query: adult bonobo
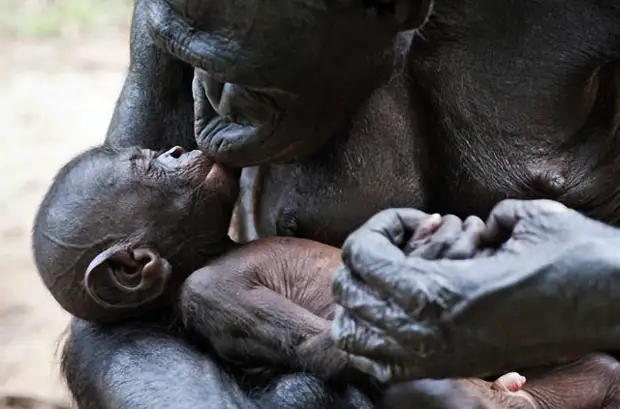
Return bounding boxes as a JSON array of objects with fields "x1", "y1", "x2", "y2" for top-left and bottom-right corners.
[
  {"x1": 57, "y1": 0, "x2": 620, "y2": 408},
  {"x1": 60, "y1": 0, "x2": 430, "y2": 408}
]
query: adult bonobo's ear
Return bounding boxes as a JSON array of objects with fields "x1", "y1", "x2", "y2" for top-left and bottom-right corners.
[
  {"x1": 361, "y1": 0, "x2": 432, "y2": 32},
  {"x1": 84, "y1": 245, "x2": 172, "y2": 309}
]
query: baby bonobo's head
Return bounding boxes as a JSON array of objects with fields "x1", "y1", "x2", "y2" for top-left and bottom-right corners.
[{"x1": 32, "y1": 145, "x2": 239, "y2": 323}]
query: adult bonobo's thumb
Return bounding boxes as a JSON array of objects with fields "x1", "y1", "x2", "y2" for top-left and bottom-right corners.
[
  {"x1": 342, "y1": 208, "x2": 433, "y2": 270},
  {"x1": 482, "y1": 199, "x2": 569, "y2": 247}
]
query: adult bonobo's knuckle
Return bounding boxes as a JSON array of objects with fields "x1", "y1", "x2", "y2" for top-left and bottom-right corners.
[
  {"x1": 341, "y1": 229, "x2": 369, "y2": 269},
  {"x1": 530, "y1": 199, "x2": 569, "y2": 215}
]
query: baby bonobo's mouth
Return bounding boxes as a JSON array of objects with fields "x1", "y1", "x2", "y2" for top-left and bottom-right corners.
[{"x1": 186, "y1": 149, "x2": 240, "y2": 185}]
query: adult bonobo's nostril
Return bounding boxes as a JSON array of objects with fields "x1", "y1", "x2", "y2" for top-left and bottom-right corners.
[{"x1": 166, "y1": 146, "x2": 185, "y2": 159}]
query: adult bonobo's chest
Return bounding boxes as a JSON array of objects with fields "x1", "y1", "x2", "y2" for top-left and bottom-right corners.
[
  {"x1": 234, "y1": 0, "x2": 620, "y2": 245},
  {"x1": 235, "y1": 76, "x2": 430, "y2": 247}
]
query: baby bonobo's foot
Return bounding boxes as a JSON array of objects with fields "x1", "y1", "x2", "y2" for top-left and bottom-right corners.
[
  {"x1": 404, "y1": 214, "x2": 487, "y2": 260},
  {"x1": 492, "y1": 372, "x2": 527, "y2": 392}
]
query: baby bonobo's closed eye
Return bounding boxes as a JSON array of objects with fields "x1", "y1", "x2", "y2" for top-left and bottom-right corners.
[{"x1": 84, "y1": 245, "x2": 172, "y2": 309}]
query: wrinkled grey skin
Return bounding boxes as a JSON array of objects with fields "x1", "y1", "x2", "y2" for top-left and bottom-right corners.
[
  {"x1": 333, "y1": 200, "x2": 620, "y2": 381},
  {"x1": 59, "y1": 0, "x2": 620, "y2": 408}
]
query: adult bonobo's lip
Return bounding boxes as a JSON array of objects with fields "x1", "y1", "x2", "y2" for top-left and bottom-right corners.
[{"x1": 193, "y1": 71, "x2": 308, "y2": 167}]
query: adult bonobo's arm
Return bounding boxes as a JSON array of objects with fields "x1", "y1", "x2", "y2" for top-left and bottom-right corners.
[
  {"x1": 61, "y1": 319, "x2": 259, "y2": 409},
  {"x1": 104, "y1": 0, "x2": 196, "y2": 149},
  {"x1": 331, "y1": 200, "x2": 620, "y2": 383}
]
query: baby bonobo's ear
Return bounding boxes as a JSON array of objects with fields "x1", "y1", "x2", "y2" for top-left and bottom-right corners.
[{"x1": 84, "y1": 245, "x2": 173, "y2": 310}]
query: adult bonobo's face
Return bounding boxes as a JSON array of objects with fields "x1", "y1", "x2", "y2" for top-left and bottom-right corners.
[{"x1": 146, "y1": 0, "x2": 432, "y2": 165}]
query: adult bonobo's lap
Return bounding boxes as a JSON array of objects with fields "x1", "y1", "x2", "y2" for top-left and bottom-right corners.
[{"x1": 147, "y1": 0, "x2": 432, "y2": 166}]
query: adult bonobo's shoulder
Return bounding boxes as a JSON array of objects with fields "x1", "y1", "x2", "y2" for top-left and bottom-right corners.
[{"x1": 32, "y1": 145, "x2": 239, "y2": 323}]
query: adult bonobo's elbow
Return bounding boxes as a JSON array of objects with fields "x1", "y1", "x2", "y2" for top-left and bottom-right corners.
[{"x1": 148, "y1": 0, "x2": 433, "y2": 166}]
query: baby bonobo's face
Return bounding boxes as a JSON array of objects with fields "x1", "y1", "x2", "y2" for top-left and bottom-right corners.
[
  {"x1": 118, "y1": 145, "x2": 239, "y2": 256},
  {"x1": 33, "y1": 145, "x2": 240, "y2": 323}
]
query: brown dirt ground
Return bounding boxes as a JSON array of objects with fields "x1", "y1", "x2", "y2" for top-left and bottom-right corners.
[{"x1": 0, "y1": 34, "x2": 129, "y2": 409}]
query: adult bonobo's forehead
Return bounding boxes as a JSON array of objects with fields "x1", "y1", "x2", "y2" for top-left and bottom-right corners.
[{"x1": 148, "y1": 0, "x2": 432, "y2": 89}]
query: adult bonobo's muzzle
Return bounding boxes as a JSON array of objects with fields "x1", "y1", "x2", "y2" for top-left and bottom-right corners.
[{"x1": 148, "y1": 0, "x2": 433, "y2": 166}]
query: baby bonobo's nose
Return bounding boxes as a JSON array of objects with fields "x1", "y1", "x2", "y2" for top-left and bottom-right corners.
[{"x1": 165, "y1": 146, "x2": 185, "y2": 159}]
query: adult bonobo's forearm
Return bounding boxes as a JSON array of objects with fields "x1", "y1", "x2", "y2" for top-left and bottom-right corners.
[
  {"x1": 331, "y1": 201, "x2": 620, "y2": 383},
  {"x1": 62, "y1": 318, "x2": 258, "y2": 409},
  {"x1": 104, "y1": 0, "x2": 195, "y2": 149}
]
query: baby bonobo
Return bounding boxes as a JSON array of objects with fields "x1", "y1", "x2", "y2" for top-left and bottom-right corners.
[{"x1": 32, "y1": 145, "x2": 348, "y2": 379}]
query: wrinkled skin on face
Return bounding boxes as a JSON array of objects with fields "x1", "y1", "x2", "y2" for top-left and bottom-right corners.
[{"x1": 147, "y1": 0, "x2": 432, "y2": 165}]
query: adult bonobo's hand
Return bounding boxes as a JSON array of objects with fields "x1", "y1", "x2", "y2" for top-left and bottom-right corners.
[{"x1": 332, "y1": 199, "x2": 620, "y2": 383}]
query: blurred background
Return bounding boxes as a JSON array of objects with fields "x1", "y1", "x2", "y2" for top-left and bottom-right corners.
[{"x1": 0, "y1": 1, "x2": 133, "y2": 408}]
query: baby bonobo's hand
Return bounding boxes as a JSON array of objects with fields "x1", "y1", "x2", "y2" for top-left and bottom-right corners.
[
  {"x1": 403, "y1": 213, "x2": 487, "y2": 260},
  {"x1": 180, "y1": 237, "x2": 347, "y2": 379}
]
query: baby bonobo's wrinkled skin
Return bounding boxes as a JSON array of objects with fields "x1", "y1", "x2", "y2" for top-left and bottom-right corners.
[
  {"x1": 56, "y1": 0, "x2": 620, "y2": 407},
  {"x1": 180, "y1": 237, "x2": 347, "y2": 379}
]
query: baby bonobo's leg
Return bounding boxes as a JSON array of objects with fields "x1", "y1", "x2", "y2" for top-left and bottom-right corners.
[
  {"x1": 180, "y1": 237, "x2": 347, "y2": 378},
  {"x1": 460, "y1": 353, "x2": 620, "y2": 409},
  {"x1": 383, "y1": 355, "x2": 620, "y2": 409}
]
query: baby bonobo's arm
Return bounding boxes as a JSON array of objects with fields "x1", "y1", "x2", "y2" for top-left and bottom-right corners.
[{"x1": 179, "y1": 236, "x2": 346, "y2": 378}]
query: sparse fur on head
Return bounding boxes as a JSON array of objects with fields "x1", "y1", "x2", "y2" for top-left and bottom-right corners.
[{"x1": 32, "y1": 145, "x2": 239, "y2": 323}]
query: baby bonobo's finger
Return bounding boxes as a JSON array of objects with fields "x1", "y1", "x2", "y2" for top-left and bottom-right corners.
[
  {"x1": 443, "y1": 216, "x2": 486, "y2": 260},
  {"x1": 296, "y1": 329, "x2": 350, "y2": 379},
  {"x1": 491, "y1": 372, "x2": 527, "y2": 392},
  {"x1": 411, "y1": 215, "x2": 463, "y2": 259},
  {"x1": 403, "y1": 214, "x2": 442, "y2": 254}
]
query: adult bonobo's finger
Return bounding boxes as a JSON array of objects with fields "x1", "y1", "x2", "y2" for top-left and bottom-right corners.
[
  {"x1": 483, "y1": 199, "x2": 569, "y2": 246},
  {"x1": 412, "y1": 215, "x2": 463, "y2": 259},
  {"x1": 342, "y1": 208, "x2": 431, "y2": 287},
  {"x1": 192, "y1": 72, "x2": 220, "y2": 147},
  {"x1": 443, "y1": 216, "x2": 486, "y2": 260},
  {"x1": 331, "y1": 306, "x2": 410, "y2": 363},
  {"x1": 332, "y1": 265, "x2": 390, "y2": 312}
]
